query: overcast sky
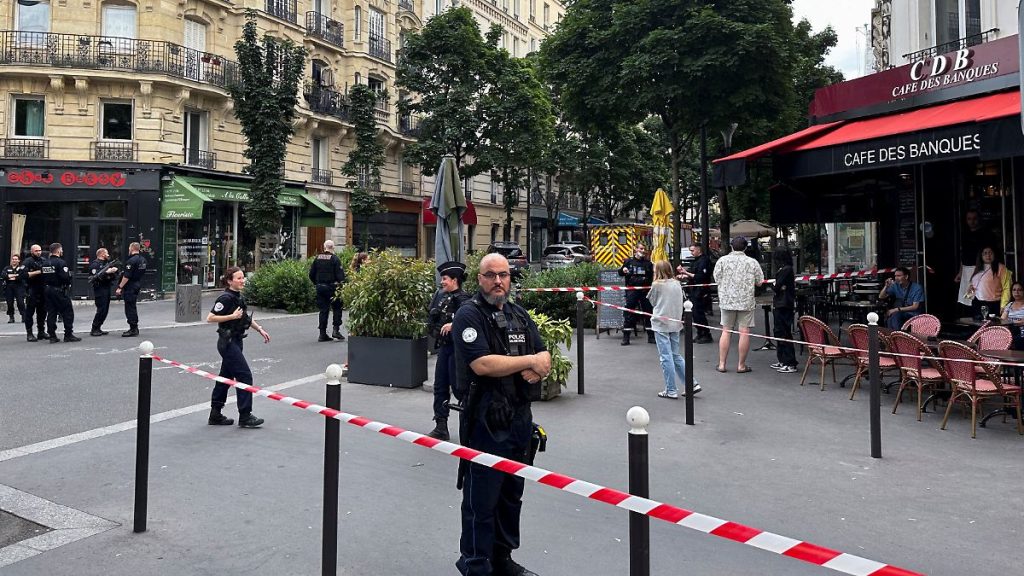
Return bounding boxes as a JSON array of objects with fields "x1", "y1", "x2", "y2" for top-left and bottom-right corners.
[{"x1": 791, "y1": 0, "x2": 876, "y2": 80}]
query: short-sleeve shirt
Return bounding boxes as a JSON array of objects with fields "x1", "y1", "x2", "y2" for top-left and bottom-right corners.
[
  {"x1": 713, "y1": 251, "x2": 764, "y2": 311},
  {"x1": 124, "y1": 254, "x2": 147, "y2": 283},
  {"x1": 885, "y1": 281, "x2": 925, "y2": 309},
  {"x1": 453, "y1": 297, "x2": 546, "y2": 369},
  {"x1": 210, "y1": 289, "x2": 244, "y2": 325}
]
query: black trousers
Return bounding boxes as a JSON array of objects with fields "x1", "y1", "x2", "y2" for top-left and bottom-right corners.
[
  {"x1": 623, "y1": 289, "x2": 652, "y2": 332},
  {"x1": 24, "y1": 288, "x2": 45, "y2": 333},
  {"x1": 4, "y1": 285, "x2": 25, "y2": 319},
  {"x1": 315, "y1": 283, "x2": 343, "y2": 332},
  {"x1": 212, "y1": 336, "x2": 254, "y2": 414},
  {"x1": 433, "y1": 343, "x2": 454, "y2": 420},
  {"x1": 773, "y1": 306, "x2": 797, "y2": 367},
  {"x1": 92, "y1": 286, "x2": 111, "y2": 330},
  {"x1": 690, "y1": 290, "x2": 712, "y2": 339},
  {"x1": 44, "y1": 286, "x2": 74, "y2": 336},
  {"x1": 123, "y1": 282, "x2": 140, "y2": 327}
]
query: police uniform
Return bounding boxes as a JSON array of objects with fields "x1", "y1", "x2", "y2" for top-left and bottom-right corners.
[
  {"x1": 21, "y1": 253, "x2": 47, "y2": 341},
  {"x1": 121, "y1": 252, "x2": 146, "y2": 336},
  {"x1": 308, "y1": 250, "x2": 346, "y2": 341},
  {"x1": 618, "y1": 254, "x2": 654, "y2": 344},
  {"x1": 89, "y1": 256, "x2": 116, "y2": 335},
  {"x1": 208, "y1": 288, "x2": 263, "y2": 428},
  {"x1": 41, "y1": 254, "x2": 78, "y2": 342},
  {"x1": 687, "y1": 252, "x2": 714, "y2": 342},
  {"x1": 3, "y1": 262, "x2": 25, "y2": 323},
  {"x1": 426, "y1": 261, "x2": 471, "y2": 440},
  {"x1": 452, "y1": 293, "x2": 546, "y2": 576}
]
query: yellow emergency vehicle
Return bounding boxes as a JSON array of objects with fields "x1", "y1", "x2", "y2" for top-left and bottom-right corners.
[{"x1": 589, "y1": 223, "x2": 694, "y2": 268}]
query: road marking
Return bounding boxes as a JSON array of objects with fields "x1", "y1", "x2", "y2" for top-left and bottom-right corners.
[{"x1": 0, "y1": 373, "x2": 325, "y2": 463}]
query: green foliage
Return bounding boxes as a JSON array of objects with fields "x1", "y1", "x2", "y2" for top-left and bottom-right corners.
[
  {"x1": 243, "y1": 258, "x2": 316, "y2": 313},
  {"x1": 528, "y1": 310, "x2": 573, "y2": 388},
  {"x1": 336, "y1": 245, "x2": 357, "y2": 271},
  {"x1": 229, "y1": 10, "x2": 308, "y2": 240},
  {"x1": 341, "y1": 249, "x2": 436, "y2": 339},
  {"x1": 515, "y1": 263, "x2": 601, "y2": 329},
  {"x1": 460, "y1": 251, "x2": 486, "y2": 295},
  {"x1": 343, "y1": 84, "x2": 388, "y2": 251}
]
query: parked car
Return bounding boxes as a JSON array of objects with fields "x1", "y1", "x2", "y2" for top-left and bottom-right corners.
[
  {"x1": 541, "y1": 243, "x2": 594, "y2": 270},
  {"x1": 486, "y1": 242, "x2": 529, "y2": 278}
]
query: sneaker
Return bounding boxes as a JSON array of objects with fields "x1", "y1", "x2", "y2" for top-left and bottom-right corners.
[
  {"x1": 331, "y1": 329, "x2": 346, "y2": 341},
  {"x1": 63, "y1": 334, "x2": 82, "y2": 343},
  {"x1": 492, "y1": 557, "x2": 538, "y2": 576},
  {"x1": 683, "y1": 384, "x2": 703, "y2": 396},
  {"x1": 658, "y1": 390, "x2": 679, "y2": 399},
  {"x1": 777, "y1": 365, "x2": 799, "y2": 373},
  {"x1": 238, "y1": 413, "x2": 264, "y2": 428},
  {"x1": 769, "y1": 362, "x2": 785, "y2": 370}
]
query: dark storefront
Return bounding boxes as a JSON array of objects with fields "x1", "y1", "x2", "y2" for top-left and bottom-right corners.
[{"x1": 0, "y1": 162, "x2": 161, "y2": 298}]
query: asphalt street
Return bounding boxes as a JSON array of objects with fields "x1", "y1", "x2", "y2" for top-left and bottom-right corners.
[{"x1": 0, "y1": 296, "x2": 1021, "y2": 575}]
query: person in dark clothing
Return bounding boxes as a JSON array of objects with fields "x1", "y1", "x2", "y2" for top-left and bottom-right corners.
[
  {"x1": 618, "y1": 244, "x2": 654, "y2": 345},
  {"x1": 3, "y1": 253, "x2": 26, "y2": 324},
  {"x1": 769, "y1": 247, "x2": 798, "y2": 373},
  {"x1": 956, "y1": 209, "x2": 1000, "y2": 282},
  {"x1": 21, "y1": 244, "x2": 47, "y2": 342},
  {"x1": 207, "y1": 266, "x2": 270, "y2": 428},
  {"x1": 676, "y1": 244, "x2": 714, "y2": 343},
  {"x1": 41, "y1": 243, "x2": 80, "y2": 343},
  {"x1": 88, "y1": 248, "x2": 119, "y2": 336},
  {"x1": 308, "y1": 239, "x2": 347, "y2": 342},
  {"x1": 426, "y1": 261, "x2": 472, "y2": 441},
  {"x1": 115, "y1": 242, "x2": 146, "y2": 337}
]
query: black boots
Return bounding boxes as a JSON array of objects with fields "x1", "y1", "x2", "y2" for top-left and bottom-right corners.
[
  {"x1": 493, "y1": 557, "x2": 538, "y2": 576},
  {"x1": 121, "y1": 326, "x2": 139, "y2": 337},
  {"x1": 318, "y1": 331, "x2": 332, "y2": 342},
  {"x1": 64, "y1": 334, "x2": 82, "y2": 343},
  {"x1": 237, "y1": 413, "x2": 264, "y2": 428},
  {"x1": 621, "y1": 330, "x2": 631, "y2": 346},
  {"x1": 331, "y1": 328, "x2": 346, "y2": 341},
  {"x1": 208, "y1": 408, "x2": 234, "y2": 426},
  {"x1": 26, "y1": 331, "x2": 37, "y2": 342},
  {"x1": 7, "y1": 316, "x2": 14, "y2": 324},
  {"x1": 48, "y1": 334, "x2": 60, "y2": 343},
  {"x1": 90, "y1": 328, "x2": 108, "y2": 336},
  {"x1": 427, "y1": 418, "x2": 449, "y2": 441}
]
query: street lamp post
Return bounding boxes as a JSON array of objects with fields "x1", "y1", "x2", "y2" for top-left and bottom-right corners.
[{"x1": 699, "y1": 123, "x2": 710, "y2": 253}]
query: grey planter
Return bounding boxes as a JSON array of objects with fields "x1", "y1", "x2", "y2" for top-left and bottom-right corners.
[
  {"x1": 347, "y1": 335, "x2": 428, "y2": 388},
  {"x1": 539, "y1": 378, "x2": 563, "y2": 401}
]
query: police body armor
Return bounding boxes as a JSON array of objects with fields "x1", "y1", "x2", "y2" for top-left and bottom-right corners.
[
  {"x1": 312, "y1": 253, "x2": 339, "y2": 285},
  {"x1": 217, "y1": 295, "x2": 253, "y2": 340},
  {"x1": 428, "y1": 289, "x2": 469, "y2": 348},
  {"x1": 621, "y1": 257, "x2": 651, "y2": 287}
]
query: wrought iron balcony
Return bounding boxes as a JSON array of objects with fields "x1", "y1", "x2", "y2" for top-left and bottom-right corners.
[
  {"x1": 91, "y1": 140, "x2": 137, "y2": 162},
  {"x1": 374, "y1": 101, "x2": 391, "y2": 125},
  {"x1": 306, "y1": 12, "x2": 344, "y2": 48},
  {"x1": 184, "y1": 148, "x2": 216, "y2": 169},
  {"x1": 306, "y1": 86, "x2": 350, "y2": 121},
  {"x1": 265, "y1": 0, "x2": 299, "y2": 24},
  {"x1": 0, "y1": 138, "x2": 48, "y2": 159},
  {"x1": 902, "y1": 28, "x2": 999, "y2": 63},
  {"x1": 312, "y1": 168, "x2": 333, "y2": 185},
  {"x1": 368, "y1": 35, "x2": 392, "y2": 63},
  {"x1": 398, "y1": 114, "x2": 421, "y2": 136},
  {"x1": 0, "y1": 31, "x2": 238, "y2": 89},
  {"x1": 355, "y1": 175, "x2": 381, "y2": 192},
  {"x1": 400, "y1": 181, "x2": 416, "y2": 196},
  {"x1": 399, "y1": 0, "x2": 414, "y2": 11}
]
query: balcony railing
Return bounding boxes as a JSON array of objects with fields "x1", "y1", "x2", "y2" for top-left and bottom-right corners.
[
  {"x1": 91, "y1": 140, "x2": 137, "y2": 162},
  {"x1": 903, "y1": 28, "x2": 999, "y2": 63},
  {"x1": 265, "y1": 0, "x2": 299, "y2": 24},
  {"x1": 184, "y1": 148, "x2": 216, "y2": 169},
  {"x1": 306, "y1": 12, "x2": 344, "y2": 48},
  {"x1": 398, "y1": 114, "x2": 421, "y2": 136},
  {"x1": 306, "y1": 86, "x2": 350, "y2": 121},
  {"x1": 0, "y1": 31, "x2": 238, "y2": 89},
  {"x1": 368, "y1": 35, "x2": 392, "y2": 63},
  {"x1": 374, "y1": 102, "x2": 390, "y2": 125},
  {"x1": 399, "y1": 0, "x2": 414, "y2": 11},
  {"x1": 312, "y1": 168, "x2": 333, "y2": 185},
  {"x1": 0, "y1": 138, "x2": 48, "y2": 159},
  {"x1": 400, "y1": 181, "x2": 416, "y2": 196},
  {"x1": 355, "y1": 175, "x2": 381, "y2": 192}
]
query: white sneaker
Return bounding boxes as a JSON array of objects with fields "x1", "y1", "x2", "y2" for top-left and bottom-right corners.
[
  {"x1": 777, "y1": 365, "x2": 798, "y2": 373},
  {"x1": 658, "y1": 390, "x2": 679, "y2": 399},
  {"x1": 683, "y1": 384, "x2": 703, "y2": 396},
  {"x1": 769, "y1": 362, "x2": 785, "y2": 370}
]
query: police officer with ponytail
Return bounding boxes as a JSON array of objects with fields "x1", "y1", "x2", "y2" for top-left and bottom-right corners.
[
  {"x1": 452, "y1": 253, "x2": 550, "y2": 576},
  {"x1": 426, "y1": 261, "x2": 472, "y2": 441}
]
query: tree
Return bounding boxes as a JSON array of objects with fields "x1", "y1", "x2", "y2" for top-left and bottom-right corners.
[
  {"x1": 341, "y1": 84, "x2": 387, "y2": 250},
  {"x1": 228, "y1": 10, "x2": 307, "y2": 266}
]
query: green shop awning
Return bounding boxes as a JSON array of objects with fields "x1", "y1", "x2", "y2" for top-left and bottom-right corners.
[
  {"x1": 299, "y1": 191, "x2": 335, "y2": 227},
  {"x1": 161, "y1": 175, "x2": 313, "y2": 218},
  {"x1": 160, "y1": 177, "x2": 211, "y2": 220}
]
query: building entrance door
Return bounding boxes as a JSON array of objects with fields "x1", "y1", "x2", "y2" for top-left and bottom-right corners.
[{"x1": 73, "y1": 222, "x2": 125, "y2": 298}]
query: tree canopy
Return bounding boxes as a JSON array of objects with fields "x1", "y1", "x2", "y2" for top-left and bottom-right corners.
[{"x1": 342, "y1": 84, "x2": 387, "y2": 250}]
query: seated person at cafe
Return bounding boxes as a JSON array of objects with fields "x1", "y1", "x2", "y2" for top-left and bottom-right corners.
[
  {"x1": 877, "y1": 267, "x2": 924, "y2": 330},
  {"x1": 1000, "y1": 281, "x2": 1024, "y2": 350},
  {"x1": 965, "y1": 245, "x2": 1011, "y2": 320}
]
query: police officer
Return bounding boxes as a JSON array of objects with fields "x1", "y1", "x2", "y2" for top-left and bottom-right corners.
[
  {"x1": 426, "y1": 261, "x2": 472, "y2": 441},
  {"x1": 308, "y1": 239, "x2": 347, "y2": 342},
  {"x1": 21, "y1": 244, "x2": 47, "y2": 342},
  {"x1": 676, "y1": 243, "x2": 714, "y2": 343},
  {"x1": 115, "y1": 242, "x2": 145, "y2": 337},
  {"x1": 452, "y1": 253, "x2": 550, "y2": 576},
  {"x1": 207, "y1": 266, "x2": 269, "y2": 428},
  {"x1": 618, "y1": 243, "x2": 654, "y2": 345},
  {"x1": 88, "y1": 248, "x2": 119, "y2": 336},
  {"x1": 41, "y1": 243, "x2": 80, "y2": 343},
  {"x1": 3, "y1": 253, "x2": 26, "y2": 324}
]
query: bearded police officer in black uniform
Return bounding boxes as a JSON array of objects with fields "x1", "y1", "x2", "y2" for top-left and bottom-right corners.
[
  {"x1": 676, "y1": 243, "x2": 714, "y2": 344},
  {"x1": 3, "y1": 253, "x2": 26, "y2": 324},
  {"x1": 426, "y1": 261, "x2": 472, "y2": 441},
  {"x1": 452, "y1": 253, "x2": 551, "y2": 576},
  {"x1": 41, "y1": 243, "x2": 80, "y2": 343},
  {"x1": 21, "y1": 244, "x2": 47, "y2": 342},
  {"x1": 115, "y1": 242, "x2": 145, "y2": 337},
  {"x1": 618, "y1": 243, "x2": 654, "y2": 345},
  {"x1": 308, "y1": 239, "x2": 347, "y2": 342},
  {"x1": 88, "y1": 247, "x2": 119, "y2": 336},
  {"x1": 207, "y1": 266, "x2": 270, "y2": 428}
]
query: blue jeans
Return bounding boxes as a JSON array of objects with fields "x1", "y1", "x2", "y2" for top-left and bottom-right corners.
[{"x1": 654, "y1": 331, "x2": 687, "y2": 394}]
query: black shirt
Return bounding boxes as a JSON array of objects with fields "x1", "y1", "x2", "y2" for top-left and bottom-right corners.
[
  {"x1": 309, "y1": 252, "x2": 346, "y2": 286},
  {"x1": 21, "y1": 255, "x2": 44, "y2": 291},
  {"x1": 430, "y1": 287, "x2": 472, "y2": 347},
  {"x1": 773, "y1": 265, "x2": 795, "y2": 308},
  {"x1": 3, "y1": 264, "x2": 24, "y2": 291},
  {"x1": 89, "y1": 258, "x2": 117, "y2": 288},
  {"x1": 211, "y1": 289, "x2": 248, "y2": 337},
  {"x1": 41, "y1": 255, "x2": 71, "y2": 288},
  {"x1": 619, "y1": 257, "x2": 653, "y2": 287},
  {"x1": 124, "y1": 253, "x2": 147, "y2": 284}
]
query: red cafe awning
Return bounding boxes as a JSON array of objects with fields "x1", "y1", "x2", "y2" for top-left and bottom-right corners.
[
  {"x1": 422, "y1": 197, "x2": 477, "y2": 226},
  {"x1": 714, "y1": 121, "x2": 844, "y2": 163}
]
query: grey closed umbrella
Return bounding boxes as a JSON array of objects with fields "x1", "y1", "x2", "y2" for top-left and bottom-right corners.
[{"x1": 430, "y1": 156, "x2": 466, "y2": 270}]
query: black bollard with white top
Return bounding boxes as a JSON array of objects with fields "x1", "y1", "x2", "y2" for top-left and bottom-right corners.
[
  {"x1": 133, "y1": 340, "x2": 154, "y2": 533},
  {"x1": 322, "y1": 363, "x2": 344, "y2": 576},
  {"x1": 576, "y1": 292, "x2": 586, "y2": 395},
  {"x1": 683, "y1": 300, "x2": 695, "y2": 425},
  {"x1": 866, "y1": 312, "x2": 882, "y2": 459},
  {"x1": 627, "y1": 406, "x2": 650, "y2": 576}
]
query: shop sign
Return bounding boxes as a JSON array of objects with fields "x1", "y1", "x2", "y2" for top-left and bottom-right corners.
[
  {"x1": 893, "y1": 49, "x2": 1002, "y2": 98},
  {"x1": 161, "y1": 184, "x2": 204, "y2": 220},
  {"x1": 5, "y1": 169, "x2": 128, "y2": 188},
  {"x1": 842, "y1": 133, "x2": 981, "y2": 168}
]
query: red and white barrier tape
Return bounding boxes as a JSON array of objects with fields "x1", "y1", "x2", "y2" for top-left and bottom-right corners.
[
  {"x1": 795, "y1": 268, "x2": 896, "y2": 282},
  {"x1": 148, "y1": 352, "x2": 922, "y2": 576}
]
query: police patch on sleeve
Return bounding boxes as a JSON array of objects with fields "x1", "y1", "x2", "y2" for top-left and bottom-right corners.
[
  {"x1": 214, "y1": 302, "x2": 224, "y2": 312},
  {"x1": 461, "y1": 327, "x2": 478, "y2": 343},
  {"x1": 63, "y1": 267, "x2": 69, "y2": 273}
]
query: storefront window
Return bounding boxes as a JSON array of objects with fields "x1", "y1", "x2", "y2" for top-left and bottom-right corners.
[{"x1": 827, "y1": 222, "x2": 877, "y2": 274}]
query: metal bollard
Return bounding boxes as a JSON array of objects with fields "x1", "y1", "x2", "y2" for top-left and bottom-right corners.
[
  {"x1": 756, "y1": 303, "x2": 776, "y2": 351},
  {"x1": 133, "y1": 341, "x2": 154, "y2": 534},
  {"x1": 683, "y1": 300, "x2": 695, "y2": 426},
  {"x1": 866, "y1": 313, "x2": 882, "y2": 459},
  {"x1": 322, "y1": 364, "x2": 344, "y2": 576},
  {"x1": 627, "y1": 407, "x2": 650, "y2": 576},
  {"x1": 576, "y1": 292, "x2": 585, "y2": 395}
]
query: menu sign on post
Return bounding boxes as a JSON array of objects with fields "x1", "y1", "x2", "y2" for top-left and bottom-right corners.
[
  {"x1": 897, "y1": 187, "x2": 918, "y2": 271},
  {"x1": 597, "y1": 269, "x2": 625, "y2": 331}
]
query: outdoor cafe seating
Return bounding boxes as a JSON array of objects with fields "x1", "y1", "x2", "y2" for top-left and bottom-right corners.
[
  {"x1": 937, "y1": 341, "x2": 1023, "y2": 439},
  {"x1": 846, "y1": 324, "x2": 900, "y2": 401},
  {"x1": 888, "y1": 331, "x2": 948, "y2": 421},
  {"x1": 797, "y1": 316, "x2": 857, "y2": 391}
]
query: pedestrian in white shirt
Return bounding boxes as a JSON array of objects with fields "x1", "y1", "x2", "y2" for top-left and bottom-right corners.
[{"x1": 713, "y1": 237, "x2": 764, "y2": 373}]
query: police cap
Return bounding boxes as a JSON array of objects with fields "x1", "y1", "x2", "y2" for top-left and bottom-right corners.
[{"x1": 437, "y1": 261, "x2": 466, "y2": 279}]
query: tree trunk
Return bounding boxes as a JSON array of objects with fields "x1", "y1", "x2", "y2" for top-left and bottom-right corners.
[
  {"x1": 719, "y1": 186, "x2": 731, "y2": 252},
  {"x1": 503, "y1": 168, "x2": 513, "y2": 242}
]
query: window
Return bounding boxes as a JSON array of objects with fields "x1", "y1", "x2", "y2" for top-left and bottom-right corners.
[
  {"x1": 490, "y1": 176, "x2": 497, "y2": 204},
  {"x1": 312, "y1": 0, "x2": 326, "y2": 15},
  {"x1": 101, "y1": 101, "x2": 133, "y2": 140},
  {"x1": 15, "y1": 0, "x2": 50, "y2": 34},
  {"x1": 529, "y1": 0, "x2": 535, "y2": 17},
  {"x1": 502, "y1": 0, "x2": 508, "y2": 11},
  {"x1": 354, "y1": 6, "x2": 362, "y2": 40},
  {"x1": 530, "y1": 37, "x2": 537, "y2": 53},
  {"x1": 102, "y1": 3, "x2": 137, "y2": 38},
  {"x1": 512, "y1": 37, "x2": 519, "y2": 57},
  {"x1": 464, "y1": 176, "x2": 472, "y2": 201},
  {"x1": 184, "y1": 110, "x2": 208, "y2": 162},
  {"x1": 312, "y1": 59, "x2": 334, "y2": 87},
  {"x1": 435, "y1": 0, "x2": 442, "y2": 16},
  {"x1": 490, "y1": 223, "x2": 499, "y2": 244},
  {"x1": 514, "y1": 0, "x2": 520, "y2": 17},
  {"x1": 13, "y1": 97, "x2": 45, "y2": 137},
  {"x1": 935, "y1": 0, "x2": 981, "y2": 47},
  {"x1": 183, "y1": 18, "x2": 206, "y2": 52},
  {"x1": 312, "y1": 137, "x2": 327, "y2": 170},
  {"x1": 514, "y1": 225, "x2": 521, "y2": 244},
  {"x1": 367, "y1": 76, "x2": 384, "y2": 95},
  {"x1": 543, "y1": 3, "x2": 549, "y2": 26},
  {"x1": 354, "y1": 72, "x2": 361, "y2": 85},
  {"x1": 368, "y1": 8, "x2": 385, "y2": 40}
]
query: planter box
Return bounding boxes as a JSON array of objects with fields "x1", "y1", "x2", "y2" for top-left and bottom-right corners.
[
  {"x1": 539, "y1": 378, "x2": 563, "y2": 401},
  {"x1": 347, "y1": 335, "x2": 428, "y2": 388}
]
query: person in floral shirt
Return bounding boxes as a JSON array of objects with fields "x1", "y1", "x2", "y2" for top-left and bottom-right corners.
[{"x1": 713, "y1": 237, "x2": 764, "y2": 373}]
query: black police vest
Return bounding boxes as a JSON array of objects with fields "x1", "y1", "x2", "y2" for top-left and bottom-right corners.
[
  {"x1": 41, "y1": 257, "x2": 67, "y2": 287},
  {"x1": 312, "y1": 253, "x2": 339, "y2": 284},
  {"x1": 453, "y1": 295, "x2": 538, "y2": 404}
]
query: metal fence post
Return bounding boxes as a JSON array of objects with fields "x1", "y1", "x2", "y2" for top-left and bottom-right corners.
[
  {"x1": 133, "y1": 341, "x2": 154, "y2": 534},
  {"x1": 756, "y1": 303, "x2": 776, "y2": 351},
  {"x1": 627, "y1": 407, "x2": 650, "y2": 576},
  {"x1": 683, "y1": 300, "x2": 695, "y2": 425},
  {"x1": 323, "y1": 364, "x2": 344, "y2": 576},
  {"x1": 576, "y1": 292, "x2": 585, "y2": 395},
  {"x1": 867, "y1": 313, "x2": 882, "y2": 459}
]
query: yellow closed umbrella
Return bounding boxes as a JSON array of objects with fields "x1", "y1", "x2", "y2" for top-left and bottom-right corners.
[{"x1": 649, "y1": 188, "x2": 674, "y2": 263}]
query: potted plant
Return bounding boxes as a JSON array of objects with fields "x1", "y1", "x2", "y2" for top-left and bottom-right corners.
[
  {"x1": 528, "y1": 310, "x2": 573, "y2": 400},
  {"x1": 341, "y1": 249, "x2": 435, "y2": 388}
]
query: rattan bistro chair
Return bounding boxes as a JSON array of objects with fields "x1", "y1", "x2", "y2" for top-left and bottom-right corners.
[
  {"x1": 797, "y1": 316, "x2": 855, "y2": 391},
  {"x1": 900, "y1": 314, "x2": 941, "y2": 338},
  {"x1": 938, "y1": 341, "x2": 1023, "y2": 438},
  {"x1": 889, "y1": 331, "x2": 947, "y2": 421},
  {"x1": 847, "y1": 324, "x2": 900, "y2": 401}
]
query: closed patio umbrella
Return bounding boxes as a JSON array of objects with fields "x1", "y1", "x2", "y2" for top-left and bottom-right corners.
[
  {"x1": 730, "y1": 219, "x2": 774, "y2": 238},
  {"x1": 649, "y1": 187, "x2": 673, "y2": 262},
  {"x1": 429, "y1": 156, "x2": 466, "y2": 273}
]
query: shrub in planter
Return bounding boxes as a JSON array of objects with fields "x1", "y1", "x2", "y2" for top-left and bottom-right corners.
[
  {"x1": 243, "y1": 258, "x2": 317, "y2": 313},
  {"x1": 516, "y1": 263, "x2": 601, "y2": 328},
  {"x1": 528, "y1": 310, "x2": 573, "y2": 400}
]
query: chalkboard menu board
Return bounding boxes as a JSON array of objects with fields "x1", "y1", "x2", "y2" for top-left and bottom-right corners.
[
  {"x1": 598, "y1": 269, "x2": 625, "y2": 330},
  {"x1": 897, "y1": 187, "x2": 917, "y2": 269}
]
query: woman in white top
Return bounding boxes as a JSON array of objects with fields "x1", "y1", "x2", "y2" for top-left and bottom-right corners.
[
  {"x1": 967, "y1": 246, "x2": 1011, "y2": 319},
  {"x1": 647, "y1": 260, "x2": 701, "y2": 399},
  {"x1": 1001, "y1": 281, "x2": 1024, "y2": 350}
]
